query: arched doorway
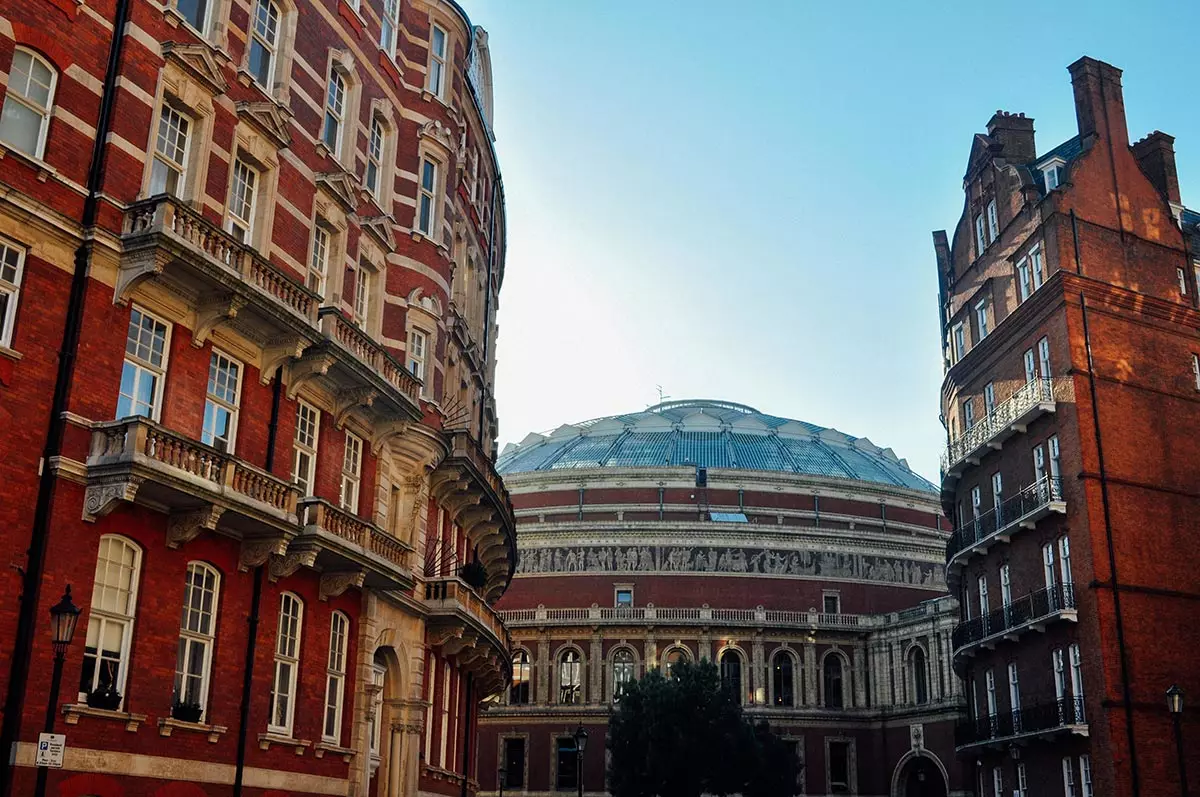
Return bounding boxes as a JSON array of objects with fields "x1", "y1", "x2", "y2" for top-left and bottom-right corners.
[{"x1": 893, "y1": 753, "x2": 947, "y2": 797}]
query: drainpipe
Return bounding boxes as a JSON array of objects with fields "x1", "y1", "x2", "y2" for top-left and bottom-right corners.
[
  {"x1": 477, "y1": 171, "x2": 501, "y2": 445},
  {"x1": 0, "y1": 0, "x2": 133, "y2": 791},
  {"x1": 459, "y1": 673, "x2": 474, "y2": 797}
]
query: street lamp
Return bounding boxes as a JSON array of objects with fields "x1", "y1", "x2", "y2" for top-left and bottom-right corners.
[
  {"x1": 573, "y1": 724, "x2": 589, "y2": 797},
  {"x1": 35, "y1": 586, "x2": 82, "y2": 797},
  {"x1": 1168, "y1": 685, "x2": 1189, "y2": 797},
  {"x1": 498, "y1": 766, "x2": 507, "y2": 797}
]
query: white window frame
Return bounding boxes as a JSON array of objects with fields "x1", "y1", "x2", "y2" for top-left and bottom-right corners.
[
  {"x1": 174, "y1": 562, "x2": 221, "y2": 720},
  {"x1": 975, "y1": 214, "x2": 986, "y2": 256},
  {"x1": 1007, "y1": 661, "x2": 1021, "y2": 716},
  {"x1": 1059, "y1": 536, "x2": 1073, "y2": 585},
  {"x1": 985, "y1": 669, "x2": 997, "y2": 718},
  {"x1": 971, "y1": 485, "x2": 981, "y2": 521},
  {"x1": 1193, "y1": 353, "x2": 1200, "y2": 390},
  {"x1": 1000, "y1": 564, "x2": 1012, "y2": 607},
  {"x1": 1024, "y1": 348, "x2": 1036, "y2": 383},
  {"x1": 0, "y1": 238, "x2": 25, "y2": 348},
  {"x1": 202, "y1": 349, "x2": 243, "y2": 454},
  {"x1": 1017, "y1": 256, "x2": 1031, "y2": 302},
  {"x1": 417, "y1": 155, "x2": 440, "y2": 236},
  {"x1": 322, "y1": 68, "x2": 347, "y2": 155},
  {"x1": 340, "y1": 431, "x2": 363, "y2": 513},
  {"x1": 986, "y1": 199, "x2": 999, "y2": 241},
  {"x1": 178, "y1": 0, "x2": 213, "y2": 36},
  {"x1": 978, "y1": 574, "x2": 989, "y2": 619},
  {"x1": 1053, "y1": 648, "x2": 1067, "y2": 703},
  {"x1": 226, "y1": 157, "x2": 259, "y2": 244},
  {"x1": 309, "y1": 225, "x2": 330, "y2": 299},
  {"x1": 247, "y1": 0, "x2": 281, "y2": 90},
  {"x1": 268, "y1": 592, "x2": 303, "y2": 735},
  {"x1": 79, "y1": 535, "x2": 142, "y2": 708},
  {"x1": 1042, "y1": 160, "x2": 1064, "y2": 192},
  {"x1": 365, "y1": 117, "x2": 385, "y2": 202},
  {"x1": 0, "y1": 48, "x2": 58, "y2": 160},
  {"x1": 293, "y1": 400, "x2": 320, "y2": 496},
  {"x1": 1017, "y1": 763, "x2": 1028, "y2": 797},
  {"x1": 984, "y1": 382, "x2": 995, "y2": 417},
  {"x1": 150, "y1": 104, "x2": 191, "y2": 197},
  {"x1": 1037, "y1": 335, "x2": 1051, "y2": 378},
  {"x1": 975, "y1": 299, "x2": 989, "y2": 340},
  {"x1": 1178, "y1": 267, "x2": 1188, "y2": 295},
  {"x1": 992, "y1": 767, "x2": 1003, "y2": 797},
  {"x1": 322, "y1": 610, "x2": 349, "y2": 743},
  {"x1": 408, "y1": 327, "x2": 428, "y2": 385},
  {"x1": 951, "y1": 322, "x2": 966, "y2": 362},
  {"x1": 1034, "y1": 444, "x2": 1047, "y2": 485},
  {"x1": 369, "y1": 662, "x2": 385, "y2": 754},
  {"x1": 963, "y1": 399, "x2": 975, "y2": 430},
  {"x1": 1063, "y1": 757, "x2": 1078, "y2": 797},
  {"x1": 380, "y1": 0, "x2": 399, "y2": 57},
  {"x1": 991, "y1": 471, "x2": 1002, "y2": 513},
  {"x1": 353, "y1": 268, "x2": 370, "y2": 326},
  {"x1": 1043, "y1": 543, "x2": 1057, "y2": 589},
  {"x1": 427, "y1": 24, "x2": 447, "y2": 98},
  {"x1": 1049, "y1": 435, "x2": 1061, "y2": 484},
  {"x1": 1030, "y1": 244, "x2": 1046, "y2": 290},
  {"x1": 1080, "y1": 755, "x2": 1093, "y2": 797},
  {"x1": 118, "y1": 306, "x2": 172, "y2": 421},
  {"x1": 1069, "y1": 643, "x2": 1085, "y2": 721}
]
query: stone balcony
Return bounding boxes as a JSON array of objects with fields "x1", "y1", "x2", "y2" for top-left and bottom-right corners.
[
  {"x1": 429, "y1": 430, "x2": 517, "y2": 601},
  {"x1": 499, "y1": 604, "x2": 884, "y2": 631},
  {"x1": 84, "y1": 417, "x2": 300, "y2": 565},
  {"x1": 293, "y1": 498, "x2": 415, "y2": 592},
  {"x1": 946, "y1": 477, "x2": 1066, "y2": 580},
  {"x1": 941, "y1": 378, "x2": 1060, "y2": 484},
  {"x1": 955, "y1": 698, "x2": 1088, "y2": 751},
  {"x1": 117, "y1": 195, "x2": 321, "y2": 370},
  {"x1": 424, "y1": 577, "x2": 511, "y2": 696},
  {"x1": 951, "y1": 583, "x2": 1078, "y2": 672}
]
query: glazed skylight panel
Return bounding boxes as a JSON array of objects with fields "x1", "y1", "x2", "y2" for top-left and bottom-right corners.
[
  {"x1": 496, "y1": 435, "x2": 577, "y2": 473},
  {"x1": 549, "y1": 434, "x2": 622, "y2": 469},
  {"x1": 730, "y1": 433, "x2": 792, "y2": 472},
  {"x1": 606, "y1": 432, "x2": 672, "y2": 467},
  {"x1": 670, "y1": 432, "x2": 731, "y2": 468},
  {"x1": 832, "y1": 447, "x2": 905, "y2": 488},
  {"x1": 778, "y1": 437, "x2": 854, "y2": 480}
]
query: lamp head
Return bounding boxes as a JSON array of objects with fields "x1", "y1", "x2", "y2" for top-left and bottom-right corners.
[
  {"x1": 49, "y1": 585, "x2": 82, "y2": 653},
  {"x1": 1168, "y1": 684, "x2": 1185, "y2": 715},
  {"x1": 574, "y1": 724, "x2": 588, "y2": 753}
]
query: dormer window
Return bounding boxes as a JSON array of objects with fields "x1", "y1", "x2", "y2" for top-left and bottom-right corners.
[
  {"x1": 1042, "y1": 159, "x2": 1066, "y2": 192},
  {"x1": 975, "y1": 214, "x2": 986, "y2": 257},
  {"x1": 986, "y1": 199, "x2": 999, "y2": 241}
]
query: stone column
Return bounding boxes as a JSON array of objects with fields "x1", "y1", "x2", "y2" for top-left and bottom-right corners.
[
  {"x1": 852, "y1": 645, "x2": 866, "y2": 708},
  {"x1": 537, "y1": 637, "x2": 551, "y2": 706},
  {"x1": 697, "y1": 632, "x2": 712, "y2": 663},
  {"x1": 644, "y1": 636, "x2": 657, "y2": 671},
  {"x1": 388, "y1": 726, "x2": 403, "y2": 797},
  {"x1": 751, "y1": 637, "x2": 765, "y2": 704},
  {"x1": 803, "y1": 643, "x2": 817, "y2": 706},
  {"x1": 590, "y1": 634, "x2": 603, "y2": 704}
]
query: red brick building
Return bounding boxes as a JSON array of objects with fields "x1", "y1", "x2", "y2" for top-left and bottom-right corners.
[
  {"x1": 0, "y1": 0, "x2": 514, "y2": 795},
  {"x1": 935, "y1": 57, "x2": 1200, "y2": 797},
  {"x1": 480, "y1": 400, "x2": 966, "y2": 797}
]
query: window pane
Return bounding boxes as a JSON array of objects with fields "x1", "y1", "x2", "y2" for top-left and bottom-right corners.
[
  {"x1": 0, "y1": 100, "x2": 42, "y2": 156},
  {"x1": 177, "y1": 0, "x2": 208, "y2": 30}
]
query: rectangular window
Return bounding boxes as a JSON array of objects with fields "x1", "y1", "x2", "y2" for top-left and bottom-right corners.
[
  {"x1": 1031, "y1": 245, "x2": 1045, "y2": 289},
  {"x1": 118, "y1": 307, "x2": 170, "y2": 420},
  {"x1": 1063, "y1": 758, "x2": 1077, "y2": 797},
  {"x1": 1080, "y1": 756, "x2": 1093, "y2": 797},
  {"x1": 1193, "y1": 353, "x2": 1200, "y2": 390},
  {"x1": 963, "y1": 399, "x2": 975, "y2": 430},
  {"x1": 504, "y1": 737, "x2": 526, "y2": 789},
  {"x1": 417, "y1": 156, "x2": 439, "y2": 236},
  {"x1": 556, "y1": 737, "x2": 578, "y2": 790},
  {"x1": 408, "y1": 328, "x2": 427, "y2": 386},
  {"x1": 1059, "y1": 536, "x2": 1073, "y2": 585},
  {"x1": 1179, "y1": 267, "x2": 1188, "y2": 295},
  {"x1": 1053, "y1": 648, "x2": 1067, "y2": 704},
  {"x1": 340, "y1": 432, "x2": 363, "y2": 513},
  {"x1": 0, "y1": 240, "x2": 24, "y2": 348},
  {"x1": 1069, "y1": 643, "x2": 1085, "y2": 721},
  {"x1": 1008, "y1": 662, "x2": 1021, "y2": 716},
  {"x1": 975, "y1": 214, "x2": 986, "y2": 256},
  {"x1": 366, "y1": 118, "x2": 385, "y2": 201},
  {"x1": 226, "y1": 158, "x2": 258, "y2": 244},
  {"x1": 975, "y1": 299, "x2": 989, "y2": 340},
  {"x1": 1194, "y1": 263, "x2": 1200, "y2": 302},
  {"x1": 971, "y1": 485, "x2": 981, "y2": 521},
  {"x1": 150, "y1": 105, "x2": 190, "y2": 196},
  {"x1": 985, "y1": 669, "x2": 997, "y2": 718},
  {"x1": 1044, "y1": 165, "x2": 1060, "y2": 191},
  {"x1": 615, "y1": 588, "x2": 633, "y2": 608},
  {"x1": 369, "y1": 664, "x2": 384, "y2": 754},
  {"x1": 1048, "y1": 435, "x2": 1061, "y2": 485},
  {"x1": 978, "y1": 575, "x2": 989, "y2": 619},
  {"x1": 1043, "y1": 543, "x2": 1056, "y2": 589},
  {"x1": 993, "y1": 767, "x2": 1003, "y2": 797},
  {"x1": 952, "y1": 322, "x2": 966, "y2": 362},
  {"x1": 353, "y1": 268, "x2": 370, "y2": 326},
  {"x1": 1037, "y1": 336, "x2": 1051, "y2": 378},
  {"x1": 268, "y1": 593, "x2": 303, "y2": 734},
  {"x1": 248, "y1": 0, "x2": 280, "y2": 88},
  {"x1": 986, "y1": 199, "x2": 999, "y2": 241},
  {"x1": 1017, "y1": 257, "x2": 1031, "y2": 302},
  {"x1": 1033, "y1": 444, "x2": 1047, "y2": 485},
  {"x1": 323, "y1": 612, "x2": 348, "y2": 743},
  {"x1": 177, "y1": 0, "x2": 211, "y2": 33},
  {"x1": 1024, "y1": 348, "x2": 1036, "y2": 383},
  {"x1": 202, "y1": 350, "x2": 241, "y2": 453},
  {"x1": 379, "y1": 0, "x2": 399, "y2": 57},
  {"x1": 1017, "y1": 763, "x2": 1028, "y2": 797},
  {"x1": 174, "y1": 563, "x2": 219, "y2": 719},
  {"x1": 323, "y1": 69, "x2": 346, "y2": 154},
  {"x1": 79, "y1": 536, "x2": 142, "y2": 708},
  {"x1": 828, "y1": 741, "x2": 850, "y2": 794},
  {"x1": 984, "y1": 382, "x2": 995, "y2": 417},
  {"x1": 1000, "y1": 564, "x2": 1011, "y2": 607},
  {"x1": 427, "y1": 24, "x2": 447, "y2": 98},
  {"x1": 823, "y1": 593, "x2": 841, "y2": 615},
  {"x1": 293, "y1": 401, "x2": 320, "y2": 496},
  {"x1": 991, "y1": 472, "x2": 1002, "y2": 514},
  {"x1": 309, "y1": 226, "x2": 330, "y2": 298}
]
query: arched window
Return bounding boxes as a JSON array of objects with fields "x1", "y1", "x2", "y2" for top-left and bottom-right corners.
[
  {"x1": 612, "y1": 649, "x2": 635, "y2": 701},
  {"x1": 510, "y1": 650, "x2": 531, "y2": 705},
  {"x1": 247, "y1": 0, "x2": 281, "y2": 89},
  {"x1": 823, "y1": 654, "x2": 845, "y2": 709},
  {"x1": 559, "y1": 649, "x2": 582, "y2": 705},
  {"x1": 173, "y1": 562, "x2": 220, "y2": 719},
  {"x1": 0, "y1": 48, "x2": 57, "y2": 159},
  {"x1": 368, "y1": 649, "x2": 386, "y2": 755},
  {"x1": 910, "y1": 647, "x2": 929, "y2": 705},
  {"x1": 662, "y1": 647, "x2": 687, "y2": 677},
  {"x1": 269, "y1": 592, "x2": 303, "y2": 734},
  {"x1": 720, "y1": 649, "x2": 743, "y2": 701},
  {"x1": 79, "y1": 535, "x2": 142, "y2": 709},
  {"x1": 323, "y1": 611, "x2": 349, "y2": 743},
  {"x1": 772, "y1": 650, "x2": 794, "y2": 707}
]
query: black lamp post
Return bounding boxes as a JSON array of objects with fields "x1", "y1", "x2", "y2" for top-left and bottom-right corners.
[
  {"x1": 34, "y1": 586, "x2": 82, "y2": 797},
  {"x1": 1168, "y1": 685, "x2": 1189, "y2": 797},
  {"x1": 498, "y1": 766, "x2": 507, "y2": 797},
  {"x1": 573, "y1": 724, "x2": 588, "y2": 797}
]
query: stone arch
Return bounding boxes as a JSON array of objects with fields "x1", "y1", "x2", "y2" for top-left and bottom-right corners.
[
  {"x1": 58, "y1": 773, "x2": 123, "y2": 797},
  {"x1": 890, "y1": 750, "x2": 949, "y2": 797},
  {"x1": 715, "y1": 643, "x2": 747, "y2": 703},
  {"x1": 554, "y1": 642, "x2": 586, "y2": 705},
  {"x1": 769, "y1": 646, "x2": 799, "y2": 707},
  {"x1": 819, "y1": 648, "x2": 851, "y2": 709}
]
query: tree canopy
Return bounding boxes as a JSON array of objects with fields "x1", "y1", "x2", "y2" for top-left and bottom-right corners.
[{"x1": 606, "y1": 659, "x2": 799, "y2": 797}]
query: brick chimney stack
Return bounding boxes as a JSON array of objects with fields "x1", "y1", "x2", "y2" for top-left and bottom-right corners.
[
  {"x1": 1068, "y1": 56, "x2": 1129, "y2": 146},
  {"x1": 1132, "y1": 131, "x2": 1182, "y2": 205},
  {"x1": 986, "y1": 111, "x2": 1036, "y2": 163}
]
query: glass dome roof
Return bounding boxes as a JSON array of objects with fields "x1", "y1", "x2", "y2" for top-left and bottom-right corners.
[{"x1": 497, "y1": 399, "x2": 935, "y2": 493}]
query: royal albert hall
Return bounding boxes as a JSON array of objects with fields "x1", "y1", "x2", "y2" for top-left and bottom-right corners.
[{"x1": 476, "y1": 400, "x2": 967, "y2": 797}]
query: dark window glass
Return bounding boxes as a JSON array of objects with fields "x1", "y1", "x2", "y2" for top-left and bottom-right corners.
[
  {"x1": 720, "y1": 650, "x2": 742, "y2": 700},
  {"x1": 773, "y1": 651, "x2": 794, "y2": 707},
  {"x1": 556, "y1": 737, "x2": 578, "y2": 789},
  {"x1": 912, "y1": 648, "x2": 929, "y2": 705},
  {"x1": 829, "y1": 741, "x2": 850, "y2": 794},
  {"x1": 824, "y1": 656, "x2": 844, "y2": 709},
  {"x1": 504, "y1": 738, "x2": 525, "y2": 788},
  {"x1": 823, "y1": 594, "x2": 840, "y2": 614},
  {"x1": 510, "y1": 650, "x2": 531, "y2": 705}
]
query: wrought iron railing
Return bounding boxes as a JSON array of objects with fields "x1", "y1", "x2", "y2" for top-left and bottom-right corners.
[
  {"x1": 946, "y1": 477, "x2": 1063, "y2": 563},
  {"x1": 952, "y1": 583, "x2": 1075, "y2": 651},
  {"x1": 941, "y1": 378, "x2": 1056, "y2": 473},
  {"x1": 956, "y1": 697, "x2": 1086, "y2": 746}
]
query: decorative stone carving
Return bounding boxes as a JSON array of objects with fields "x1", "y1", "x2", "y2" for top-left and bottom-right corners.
[
  {"x1": 360, "y1": 215, "x2": 396, "y2": 250},
  {"x1": 191, "y1": 293, "x2": 247, "y2": 348},
  {"x1": 239, "y1": 537, "x2": 289, "y2": 571},
  {"x1": 82, "y1": 477, "x2": 144, "y2": 522},
  {"x1": 320, "y1": 570, "x2": 366, "y2": 601},
  {"x1": 162, "y1": 42, "x2": 229, "y2": 95},
  {"x1": 316, "y1": 171, "x2": 360, "y2": 214},
  {"x1": 418, "y1": 120, "x2": 458, "y2": 155},
  {"x1": 166, "y1": 505, "x2": 225, "y2": 549},
  {"x1": 235, "y1": 101, "x2": 293, "y2": 149},
  {"x1": 113, "y1": 247, "x2": 169, "y2": 306},
  {"x1": 268, "y1": 548, "x2": 319, "y2": 582},
  {"x1": 260, "y1": 336, "x2": 309, "y2": 384},
  {"x1": 286, "y1": 353, "x2": 335, "y2": 400},
  {"x1": 910, "y1": 723, "x2": 924, "y2": 750},
  {"x1": 333, "y1": 386, "x2": 378, "y2": 429}
]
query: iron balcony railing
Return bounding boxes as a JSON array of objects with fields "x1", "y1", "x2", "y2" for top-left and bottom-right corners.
[
  {"x1": 951, "y1": 583, "x2": 1076, "y2": 653},
  {"x1": 941, "y1": 378, "x2": 1056, "y2": 474},
  {"x1": 946, "y1": 477, "x2": 1063, "y2": 564},
  {"x1": 956, "y1": 697, "x2": 1087, "y2": 748}
]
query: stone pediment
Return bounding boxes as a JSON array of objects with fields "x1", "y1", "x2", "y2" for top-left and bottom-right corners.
[
  {"x1": 316, "y1": 171, "x2": 360, "y2": 214},
  {"x1": 236, "y1": 101, "x2": 292, "y2": 150},
  {"x1": 361, "y1": 215, "x2": 396, "y2": 250},
  {"x1": 162, "y1": 42, "x2": 228, "y2": 95},
  {"x1": 418, "y1": 119, "x2": 458, "y2": 156}
]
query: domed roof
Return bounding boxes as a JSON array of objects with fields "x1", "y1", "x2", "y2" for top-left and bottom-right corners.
[{"x1": 497, "y1": 399, "x2": 935, "y2": 493}]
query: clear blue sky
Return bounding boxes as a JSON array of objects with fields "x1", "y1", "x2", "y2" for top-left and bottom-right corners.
[{"x1": 473, "y1": 0, "x2": 1200, "y2": 481}]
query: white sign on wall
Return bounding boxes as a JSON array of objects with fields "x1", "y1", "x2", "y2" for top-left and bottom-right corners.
[{"x1": 35, "y1": 733, "x2": 65, "y2": 768}]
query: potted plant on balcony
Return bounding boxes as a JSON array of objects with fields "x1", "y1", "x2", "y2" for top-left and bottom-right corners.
[
  {"x1": 171, "y1": 699, "x2": 204, "y2": 723},
  {"x1": 86, "y1": 685, "x2": 122, "y2": 711},
  {"x1": 460, "y1": 561, "x2": 487, "y2": 590}
]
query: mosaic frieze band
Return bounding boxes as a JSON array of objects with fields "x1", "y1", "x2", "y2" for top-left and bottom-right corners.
[{"x1": 515, "y1": 545, "x2": 947, "y2": 588}]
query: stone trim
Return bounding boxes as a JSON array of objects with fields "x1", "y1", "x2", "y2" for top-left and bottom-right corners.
[
  {"x1": 62, "y1": 703, "x2": 147, "y2": 732},
  {"x1": 157, "y1": 716, "x2": 228, "y2": 743}
]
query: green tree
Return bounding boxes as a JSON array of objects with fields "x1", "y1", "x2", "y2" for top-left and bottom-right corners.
[{"x1": 607, "y1": 660, "x2": 798, "y2": 797}]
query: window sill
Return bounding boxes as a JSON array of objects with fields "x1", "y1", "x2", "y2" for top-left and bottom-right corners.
[
  {"x1": 337, "y1": 0, "x2": 367, "y2": 36},
  {"x1": 314, "y1": 740, "x2": 356, "y2": 762},
  {"x1": 0, "y1": 143, "x2": 57, "y2": 182},
  {"x1": 158, "y1": 716, "x2": 228, "y2": 742},
  {"x1": 0, "y1": 345, "x2": 22, "y2": 362},
  {"x1": 62, "y1": 703, "x2": 147, "y2": 732},
  {"x1": 258, "y1": 732, "x2": 312, "y2": 755},
  {"x1": 420, "y1": 90, "x2": 452, "y2": 111}
]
